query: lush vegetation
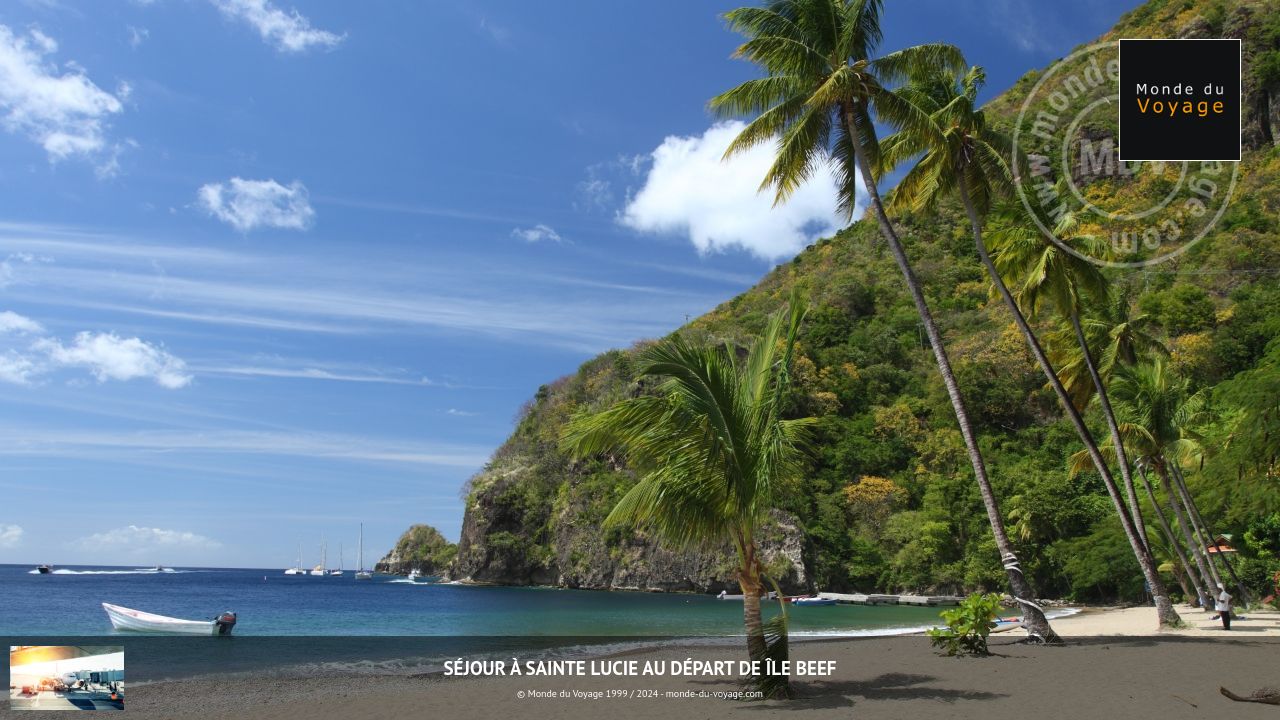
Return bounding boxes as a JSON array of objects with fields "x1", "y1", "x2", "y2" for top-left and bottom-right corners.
[
  {"x1": 377, "y1": 524, "x2": 457, "y2": 575},
  {"x1": 452, "y1": 0, "x2": 1280, "y2": 612}
]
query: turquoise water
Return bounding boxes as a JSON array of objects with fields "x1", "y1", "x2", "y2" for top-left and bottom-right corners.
[{"x1": 0, "y1": 564, "x2": 947, "y2": 637}]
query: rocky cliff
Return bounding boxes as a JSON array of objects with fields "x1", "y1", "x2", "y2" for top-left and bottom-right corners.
[{"x1": 375, "y1": 524, "x2": 457, "y2": 576}]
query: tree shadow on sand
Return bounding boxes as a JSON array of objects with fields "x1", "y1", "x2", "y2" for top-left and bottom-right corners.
[{"x1": 735, "y1": 672, "x2": 1007, "y2": 711}]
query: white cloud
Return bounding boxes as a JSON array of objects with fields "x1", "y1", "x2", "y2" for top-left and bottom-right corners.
[
  {"x1": 210, "y1": 0, "x2": 344, "y2": 53},
  {"x1": 197, "y1": 177, "x2": 315, "y2": 231},
  {"x1": 72, "y1": 525, "x2": 221, "y2": 553},
  {"x1": 35, "y1": 331, "x2": 192, "y2": 388},
  {"x1": 0, "y1": 524, "x2": 22, "y2": 548},
  {"x1": 511, "y1": 223, "x2": 563, "y2": 243},
  {"x1": 127, "y1": 26, "x2": 148, "y2": 49},
  {"x1": 0, "y1": 310, "x2": 42, "y2": 334},
  {"x1": 0, "y1": 25, "x2": 125, "y2": 167},
  {"x1": 446, "y1": 408, "x2": 478, "y2": 417},
  {"x1": 0, "y1": 353, "x2": 38, "y2": 385},
  {"x1": 620, "y1": 120, "x2": 853, "y2": 260}
]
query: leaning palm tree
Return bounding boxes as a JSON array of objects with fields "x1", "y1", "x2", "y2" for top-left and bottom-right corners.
[
  {"x1": 1102, "y1": 360, "x2": 1248, "y2": 602},
  {"x1": 878, "y1": 64, "x2": 1181, "y2": 626},
  {"x1": 561, "y1": 299, "x2": 815, "y2": 699},
  {"x1": 709, "y1": 0, "x2": 1060, "y2": 642},
  {"x1": 987, "y1": 205, "x2": 1152, "y2": 551}
]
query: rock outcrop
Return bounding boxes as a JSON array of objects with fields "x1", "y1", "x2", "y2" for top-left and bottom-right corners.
[{"x1": 375, "y1": 524, "x2": 457, "y2": 576}]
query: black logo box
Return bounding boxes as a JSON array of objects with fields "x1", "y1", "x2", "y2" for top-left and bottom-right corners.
[{"x1": 1119, "y1": 38, "x2": 1241, "y2": 162}]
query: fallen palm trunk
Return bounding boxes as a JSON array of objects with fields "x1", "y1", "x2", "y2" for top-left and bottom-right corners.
[{"x1": 1220, "y1": 686, "x2": 1280, "y2": 705}]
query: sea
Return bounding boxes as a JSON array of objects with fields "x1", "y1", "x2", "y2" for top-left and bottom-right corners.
[{"x1": 0, "y1": 564, "x2": 1076, "y2": 682}]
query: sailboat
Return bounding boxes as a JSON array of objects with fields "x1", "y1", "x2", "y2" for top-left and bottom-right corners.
[
  {"x1": 283, "y1": 543, "x2": 305, "y2": 575},
  {"x1": 355, "y1": 523, "x2": 372, "y2": 580},
  {"x1": 329, "y1": 544, "x2": 344, "y2": 576},
  {"x1": 309, "y1": 539, "x2": 327, "y2": 576}
]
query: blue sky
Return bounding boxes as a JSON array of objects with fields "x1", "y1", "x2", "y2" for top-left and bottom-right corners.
[{"x1": 0, "y1": 0, "x2": 1138, "y2": 568}]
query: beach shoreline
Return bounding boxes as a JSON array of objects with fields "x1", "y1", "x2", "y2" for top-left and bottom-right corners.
[{"x1": 24, "y1": 604, "x2": 1273, "y2": 720}]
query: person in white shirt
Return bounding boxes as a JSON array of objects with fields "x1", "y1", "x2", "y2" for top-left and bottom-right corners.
[{"x1": 1215, "y1": 583, "x2": 1232, "y2": 630}]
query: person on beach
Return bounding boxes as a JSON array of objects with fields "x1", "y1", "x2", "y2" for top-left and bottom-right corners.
[{"x1": 1215, "y1": 583, "x2": 1232, "y2": 630}]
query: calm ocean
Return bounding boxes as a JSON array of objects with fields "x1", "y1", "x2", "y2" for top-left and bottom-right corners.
[{"x1": 1, "y1": 564, "x2": 946, "y2": 637}]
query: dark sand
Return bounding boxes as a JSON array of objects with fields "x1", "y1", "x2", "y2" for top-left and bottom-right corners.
[{"x1": 20, "y1": 635, "x2": 1274, "y2": 720}]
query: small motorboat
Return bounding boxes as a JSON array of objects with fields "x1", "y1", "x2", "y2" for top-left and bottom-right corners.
[
  {"x1": 35, "y1": 564, "x2": 52, "y2": 574},
  {"x1": 791, "y1": 597, "x2": 837, "y2": 607},
  {"x1": 102, "y1": 602, "x2": 237, "y2": 635}
]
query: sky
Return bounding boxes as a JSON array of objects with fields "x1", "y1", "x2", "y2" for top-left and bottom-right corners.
[{"x1": 0, "y1": 0, "x2": 1139, "y2": 568}]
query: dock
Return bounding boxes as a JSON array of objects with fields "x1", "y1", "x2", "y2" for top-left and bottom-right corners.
[{"x1": 817, "y1": 592, "x2": 961, "y2": 607}]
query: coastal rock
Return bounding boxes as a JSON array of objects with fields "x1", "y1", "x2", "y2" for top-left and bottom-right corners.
[
  {"x1": 375, "y1": 524, "x2": 457, "y2": 576},
  {"x1": 446, "y1": 379, "x2": 809, "y2": 595}
]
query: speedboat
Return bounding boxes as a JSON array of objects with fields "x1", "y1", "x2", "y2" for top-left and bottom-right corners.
[
  {"x1": 103, "y1": 603, "x2": 237, "y2": 635},
  {"x1": 35, "y1": 564, "x2": 52, "y2": 574}
]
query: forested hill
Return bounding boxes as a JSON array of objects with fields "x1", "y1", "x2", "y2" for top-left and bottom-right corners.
[{"x1": 443, "y1": 0, "x2": 1280, "y2": 601}]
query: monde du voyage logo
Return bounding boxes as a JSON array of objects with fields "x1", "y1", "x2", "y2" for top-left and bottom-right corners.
[{"x1": 1119, "y1": 38, "x2": 1241, "y2": 162}]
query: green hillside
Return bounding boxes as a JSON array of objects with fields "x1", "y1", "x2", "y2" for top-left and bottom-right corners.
[{"x1": 446, "y1": 0, "x2": 1280, "y2": 603}]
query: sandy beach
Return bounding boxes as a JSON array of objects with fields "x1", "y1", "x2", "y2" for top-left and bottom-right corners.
[{"x1": 18, "y1": 604, "x2": 1271, "y2": 720}]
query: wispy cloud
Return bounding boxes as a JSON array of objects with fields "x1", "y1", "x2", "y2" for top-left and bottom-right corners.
[
  {"x1": 0, "y1": 524, "x2": 22, "y2": 548},
  {"x1": 511, "y1": 223, "x2": 563, "y2": 243},
  {"x1": 209, "y1": 0, "x2": 344, "y2": 53},
  {"x1": 71, "y1": 525, "x2": 221, "y2": 554},
  {"x1": 446, "y1": 408, "x2": 478, "y2": 417},
  {"x1": 126, "y1": 25, "x2": 148, "y2": 49},
  {"x1": 0, "y1": 426, "x2": 490, "y2": 468},
  {"x1": 0, "y1": 224, "x2": 723, "y2": 354},
  {"x1": 196, "y1": 363, "x2": 436, "y2": 386},
  {"x1": 197, "y1": 177, "x2": 315, "y2": 231},
  {"x1": 0, "y1": 24, "x2": 126, "y2": 170}
]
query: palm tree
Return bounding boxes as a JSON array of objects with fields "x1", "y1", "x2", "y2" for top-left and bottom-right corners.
[
  {"x1": 561, "y1": 299, "x2": 815, "y2": 698},
  {"x1": 1104, "y1": 361, "x2": 1250, "y2": 602},
  {"x1": 1135, "y1": 460, "x2": 1210, "y2": 607},
  {"x1": 878, "y1": 64, "x2": 1180, "y2": 627},
  {"x1": 709, "y1": 0, "x2": 1060, "y2": 643},
  {"x1": 987, "y1": 205, "x2": 1151, "y2": 552}
]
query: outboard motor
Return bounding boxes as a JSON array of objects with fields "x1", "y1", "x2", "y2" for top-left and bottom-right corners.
[{"x1": 214, "y1": 611, "x2": 237, "y2": 636}]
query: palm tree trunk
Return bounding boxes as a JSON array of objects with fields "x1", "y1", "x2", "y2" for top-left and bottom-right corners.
[
  {"x1": 1068, "y1": 308, "x2": 1149, "y2": 551},
  {"x1": 1155, "y1": 460, "x2": 1215, "y2": 608},
  {"x1": 1138, "y1": 465, "x2": 1208, "y2": 607},
  {"x1": 957, "y1": 175, "x2": 1180, "y2": 628},
  {"x1": 738, "y1": 538, "x2": 768, "y2": 663},
  {"x1": 843, "y1": 106, "x2": 1059, "y2": 643},
  {"x1": 1168, "y1": 464, "x2": 1248, "y2": 601}
]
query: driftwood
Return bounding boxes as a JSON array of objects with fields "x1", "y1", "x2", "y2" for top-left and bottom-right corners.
[{"x1": 1221, "y1": 686, "x2": 1280, "y2": 705}]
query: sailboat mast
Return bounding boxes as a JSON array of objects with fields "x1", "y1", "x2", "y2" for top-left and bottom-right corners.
[{"x1": 359, "y1": 523, "x2": 364, "y2": 572}]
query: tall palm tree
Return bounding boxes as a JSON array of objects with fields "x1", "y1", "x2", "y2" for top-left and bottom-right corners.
[
  {"x1": 561, "y1": 299, "x2": 814, "y2": 698},
  {"x1": 987, "y1": 206, "x2": 1151, "y2": 551},
  {"x1": 1136, "y1": 460, "x2": 1210, "y2": 607},
  {"x1": 708, "y1": 0, "x2": 1059, "y2": 641},
  {"x1": 878, "y1": 64, "x2": 1181, "y2": 626},
  {"x1": 1086, "y1": 360, "x2": 1219, "y2": 606}
]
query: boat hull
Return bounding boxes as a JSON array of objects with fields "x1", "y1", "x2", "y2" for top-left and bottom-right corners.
[{"x1": 102, "y1": 603, "x2": 222, "y2": 635}]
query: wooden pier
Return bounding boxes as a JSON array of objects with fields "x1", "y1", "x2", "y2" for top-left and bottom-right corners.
[{"x1": 817, "y1": 592, "x2": 962, "y2": 607}]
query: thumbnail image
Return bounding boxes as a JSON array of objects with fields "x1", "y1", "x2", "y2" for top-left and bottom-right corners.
[{"x1": 8, "y1": 646, "x2": 124, "y2": 711}]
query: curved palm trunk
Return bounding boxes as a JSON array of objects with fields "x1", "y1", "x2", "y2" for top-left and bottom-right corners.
[
  {"x1": 1168, "y1": 464, "x2": 1223, "y2": 589},
  {"x1": 957, "y1": 176, "x2": 1180, "y2": 628},
  {"x1": 1068, "y1": 308, "x2": 1149, "y2": 551},
  {"x1": 1138, "y1": 465, "x2": 1208, "y2": 607},
  {"x1": 843, "y1": 107, "x2": 1059, "y2": 643},
  {"x1": 1168, "y1": 463, "x2": 1247, "y2": 601},
  {"x1": 1154, "y1": 460, "x2": 1216, "y2": 606}
]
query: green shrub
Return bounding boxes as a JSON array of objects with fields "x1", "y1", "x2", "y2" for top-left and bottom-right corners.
[{"x1": 928, "y1": 592, "x2": 1002, "y2": 656}]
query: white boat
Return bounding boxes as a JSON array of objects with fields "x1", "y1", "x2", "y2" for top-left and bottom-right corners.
[
  {"x1": 309, "y1": 539, "x2": 327, "y2": 576},
  {"x1": 329, "y1": 544, "x2": 344, "y2": 576},
  {"x1": 355, "y1": 523, "x2": 372, "y2": 580},
  {"x1": 102, "y1": 602, "x2": 237, "y2": 635},
  {"x1": 284, "y1": 543, "x2": 305, "y2": 575}
]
